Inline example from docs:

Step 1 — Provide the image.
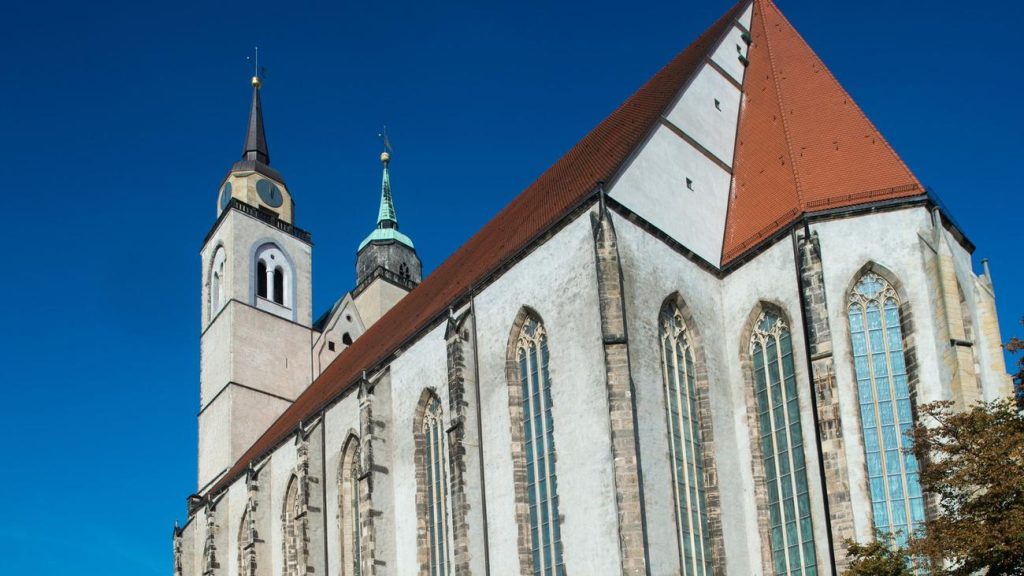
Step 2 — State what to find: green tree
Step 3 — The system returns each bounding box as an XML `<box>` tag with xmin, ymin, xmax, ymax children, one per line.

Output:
<box><xmin>908</xmin><ymin>397</ymin><xmax>1024</xmax><ymax>575</ymax></box>
<box><xmin>1007</xmin><ymin>317</ymin><xmax>1024</xmax><ymax>409</ymax></box>
<box><xmin>843</xmin><ymin>532</ymin><xmax>913</xmax><ymax>576</ymax></box>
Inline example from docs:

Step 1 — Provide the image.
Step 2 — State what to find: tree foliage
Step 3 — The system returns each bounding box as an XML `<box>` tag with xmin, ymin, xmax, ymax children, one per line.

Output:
<box><xmin>843</xmin><ymin>532</ymin><xmax>914</xmax><ymax>576</ymax></box>
<box><xmin>1007</xmin><ymin>317</ymin><xmax>1024</xmax><ymax>409</ymax></box>
<box><xmin>907</xmin><ymin>398</ymin><xmax>1024</xmax><ymax>575</ymax></box>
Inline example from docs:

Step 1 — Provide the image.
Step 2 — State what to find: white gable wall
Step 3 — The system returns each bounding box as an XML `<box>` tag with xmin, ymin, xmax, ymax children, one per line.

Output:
<box><xmin>610</xmin><ymin>54</ymin><xmax>745</xmax><ymax>268</ymax></box>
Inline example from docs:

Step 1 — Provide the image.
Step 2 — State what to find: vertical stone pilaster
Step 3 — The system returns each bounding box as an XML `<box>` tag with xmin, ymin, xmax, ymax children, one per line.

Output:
<box><xmin>241</xmin><ymin>469</ymin><xmax>260</xmax><ymax>576</ymax></box>
<box><xmin>927</xmin><ymin>209</ymin><xmax>981</xmax><ymax>409</ymax></box>
<box><xmin>445</xmin><ymin>310</ymin><xmax>481</xmax><ymax>575</ymax></box>
<box><xmin>203</xmin><ymin>505</ymin><xmax>219</xmax><ymax>575</ymax></box>
<box><xmin>797</xmin><ymin>229</ymin><xmax>854</xmax><ymax>572</ymax></box>
<box><xmin>358</xmin><ymin>375</ymin><xmax>386</xmax><ymax>576</ymax></box>
<box><xmin>173</xmin><ymin>524</ymin><xmax>184</xmax><ymax>576</ymax></box>
<box><xmin>590</xmin><ymin>203</ymin><xmax>648</xmax><ymax>575</ymax></box>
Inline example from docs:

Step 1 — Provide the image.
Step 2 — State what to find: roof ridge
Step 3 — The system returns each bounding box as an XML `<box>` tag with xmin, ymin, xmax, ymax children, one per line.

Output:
<box><xmin>758</xmin><ymin>0</ymin><xmax>804</xmax><ymax>204</ymax></box>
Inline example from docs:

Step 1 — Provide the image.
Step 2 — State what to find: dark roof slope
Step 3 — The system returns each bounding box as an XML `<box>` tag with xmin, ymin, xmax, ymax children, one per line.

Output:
<box><xmin>207</xmin><ymin>0</ymin><xmax>746</xmax><ymax>496</ymax></box>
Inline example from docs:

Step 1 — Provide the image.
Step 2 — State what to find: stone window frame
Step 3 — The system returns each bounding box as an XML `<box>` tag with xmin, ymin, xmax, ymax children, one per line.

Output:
<box><xmin>281</xmin><ymin>474</ymin><xmax>303</xmax><ymax>576</ymax></box>
<box><xmin>238</xmin><ymin>505</ymin><xmax>256</xmax><ymax>576</ymax></box>
<box><xmin>338</xmin><ymin>433</ymin><xmax>362</xmax><ymax>576</ymax></box>
<box><xmin>505</xmin><ymin>307</ymin><xmax>565</xmax><ymax>576</ymax></box>
<box><xmin>842</xmin><ymin>262</ymin><xmax>926</xmax><ymax>539</ymax></box>
<box><xmin>414</xmin><ymin>388</ymin><xmax>453</xmax><ymax>576</ymax></box>
<box><xmin>657</xmin><ymin>293</ymin><xmax>726</xmax><ymax>575</ymax></box>
<box><xmin>739</xmin><ymin>300</ymin><xmax>819</xmax><ymax>575</ymax></box>
<box><xmin>208</xmin><ymin>244</ymin><xmax>227</xmax><ymax>320</ymax></box>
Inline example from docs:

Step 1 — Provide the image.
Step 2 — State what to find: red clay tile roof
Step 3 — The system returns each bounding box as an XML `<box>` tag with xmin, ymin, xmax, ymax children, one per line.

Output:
<box><xmin>206</xmin><ymin>0</ymin><xmax>746</xmax><ymax>496</ymax></box>
<box><xmin>722</xmin><ymin>0</ymin><xmax>923</xmax><ymax>262</ymax></box>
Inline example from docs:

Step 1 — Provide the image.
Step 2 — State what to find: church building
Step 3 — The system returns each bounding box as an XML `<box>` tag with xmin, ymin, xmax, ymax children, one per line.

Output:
<box><xmin>173</xmin><ymin>1</ymin><xmax>1015</xmax><ymax>574</ymax></box>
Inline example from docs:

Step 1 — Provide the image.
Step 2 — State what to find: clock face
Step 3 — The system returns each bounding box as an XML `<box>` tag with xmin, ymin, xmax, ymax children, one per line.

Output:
<box><xmin>256</xmin><ymin>178</ymin><xmax>283</xmax><ymax>208</ymax></box>
<box><xmin>219</xmin><ymin>182</ymin><xmax>232</xmax><ymax>212</ymax></box>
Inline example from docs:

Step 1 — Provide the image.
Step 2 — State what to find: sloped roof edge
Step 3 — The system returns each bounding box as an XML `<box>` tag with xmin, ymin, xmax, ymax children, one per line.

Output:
<box><xmin>203</xmin><ymin>0</ymin><xmax>750</xmax><ymax>498</ymax></box>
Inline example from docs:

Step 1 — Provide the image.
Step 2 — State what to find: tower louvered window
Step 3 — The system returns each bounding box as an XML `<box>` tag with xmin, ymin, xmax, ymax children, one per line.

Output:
<box><xmin>660</xmin><ymin>306</ymin><xmax>713</xmax><ymax>576</ymax></box>
<box><xmin>751</xmin><ymin>312</ymin><xmax>817</xmax><ymax>576</ymax></box>
<box><xmin>848</xmin><ymin>272</ymin><xmax>924</xmax><ymax>543</ymax></box>
<box><xmin>422</xmin><ymin>395</ymin><xmax>450</xmax><ymax>576</ymax></box>
<box><xmin>516</xmin><ymin>317</ymin><xmax>564</xmax><ymax>576</ymax></box>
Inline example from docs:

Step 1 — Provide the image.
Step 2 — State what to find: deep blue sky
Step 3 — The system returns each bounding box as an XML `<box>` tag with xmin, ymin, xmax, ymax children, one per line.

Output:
<box><xmin>1</xmin><ymin>0</ymin><xmax>1020</xmax><ymax>573</ymax></box>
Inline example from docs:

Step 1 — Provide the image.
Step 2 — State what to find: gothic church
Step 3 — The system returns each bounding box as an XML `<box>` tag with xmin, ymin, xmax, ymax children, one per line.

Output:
<box><xmin>173</xmin><ymin>1</ymin><xmax>1015</xmax><ymax>575</ymax></box>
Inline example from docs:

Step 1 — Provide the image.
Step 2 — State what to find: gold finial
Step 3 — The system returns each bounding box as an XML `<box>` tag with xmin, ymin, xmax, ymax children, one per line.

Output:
<box><xmin>380</xmin><ymin>151</ymin><xmax>390</xmax><ymax>164</ymax></box>
<box><xmin>251</xmin><ymin>75</ymin><xmax>261</xmax><ymax>88</ymax></box>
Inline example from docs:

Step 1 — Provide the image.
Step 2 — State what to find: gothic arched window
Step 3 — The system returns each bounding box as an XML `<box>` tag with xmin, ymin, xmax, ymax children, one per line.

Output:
<box><xmin>238</xmin><ymin>507</ymin><xmax>256</xmax><ymax>576</ymax></box>
<box><xmin>282</xmin><ymin>476</ymin><xmax>301</xmax><ymax>576</ymax></box>
<box><xmin>210</xmin><ymin>246</ymin><xmax>226</xmax><ymax>315</ymax></box>
<box><xmin>512</xmin><ymin>315</ymin><xmax>564</xmax><ymax>576</ymax></box>
<box><xmin>254</xmin><ymin>243</ymin><xmax>292</xmax><ymax>311</ymax></box>
<box><xmin>848</xmin><ymin>271</ymin><xmax>924</xmax><ymax>542</ymax></box>
<box><xmin>750</xmin><ymin>311</ymin><xmax>817</xmax><ymax>575</ymax></box>
<box><xmin>659</xmin><ymin>305</ymin><xmax>713</xmax><ymax>576</ymax></box>
<box><xmin>418</xmin><ymin>393</ymin><xmax>450</xmax><ymax>576</ymax></box>
<box><xmin>340</xmin><ymin>437</ymin><xmax>363</xmax><ymax>576</ymax></box>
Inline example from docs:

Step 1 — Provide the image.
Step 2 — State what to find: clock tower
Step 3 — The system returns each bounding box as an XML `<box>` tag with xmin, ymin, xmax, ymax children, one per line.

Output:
<box><xmin>196</xmin><ymin>75</ymin><xmax>314</xmax><ymax>492</ymax></box>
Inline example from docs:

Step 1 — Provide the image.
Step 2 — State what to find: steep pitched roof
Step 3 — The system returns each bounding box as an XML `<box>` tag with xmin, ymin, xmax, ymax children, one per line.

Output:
<box><xmin>722</xmin><ymin>0</ymin><xmax>923</xmax><ymax>262</ymax></box>
<box><xmin>206</xmin><ymin>0</ymin><xmax>746</xmax><ymax>496</ymax></box>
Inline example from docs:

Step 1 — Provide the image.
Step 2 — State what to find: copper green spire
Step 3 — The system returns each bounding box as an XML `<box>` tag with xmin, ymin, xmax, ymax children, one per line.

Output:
<box><xmin>359</xmin><ymin>151</ymin><xmax>415</xmax><ymax>251</ymax></box>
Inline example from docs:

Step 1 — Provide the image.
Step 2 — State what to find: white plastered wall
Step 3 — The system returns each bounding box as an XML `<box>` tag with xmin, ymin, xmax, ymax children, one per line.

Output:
<box><xmin>387</xmin><ymin>323</ymin><xmax>451</xmax><ymax>574</ymax></box>
<box><xmin>473</xmin><ymin>214</ymin><xmax>621</xmax><ymax>575</ymax></box>
<box><xmin>610</xmin><ymin>40</ymin><xmax>746</xmax><ymax>267</ymax></box>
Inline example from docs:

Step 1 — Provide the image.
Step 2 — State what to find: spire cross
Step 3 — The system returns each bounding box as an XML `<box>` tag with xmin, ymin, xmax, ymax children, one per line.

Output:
<box><xmin>247</xmin><ymin>46</ymin><xmax>263</xmax><ymax>87</ymax></box>
<box><xmin>378</xmin><ymin>125</ymin><xmax>393</xmax><ymax>155</ymax></box>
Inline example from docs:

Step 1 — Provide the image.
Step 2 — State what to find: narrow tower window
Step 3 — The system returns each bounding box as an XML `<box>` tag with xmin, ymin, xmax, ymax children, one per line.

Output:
<box><xmin>210</xmin><ymin>246</ymin><xmax>226</xmax><ymax>316</ymax></box>
<box><xmin>513</xmin><ymin>316</ymin><xmax>564</xmax><ymax>576</ymax></box>
<box><xmin>750</xmin><ymin>311</ymin><xmax>817</xmax><ymax>576</ymax></box>
<box><xmin>257</xmin><ymin>260</ymin><xmax>268</xmax><ymax>299</ymax></box>
<box><xmin>848</xmin><ymin>272</ymin><xmax>924</xmax><ymax>543</ymax></box>
<box><xmin>660</xmin><ymin>305</ymin><xmax>713</xmax><ymax>575</ymax></box>
<box><xmin>273</xmin><ymin>267</ymin><xmax>285</xmax><ymax>305</ymax></box>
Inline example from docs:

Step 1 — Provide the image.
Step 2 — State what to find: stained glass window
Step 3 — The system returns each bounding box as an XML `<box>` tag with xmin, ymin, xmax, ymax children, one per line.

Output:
<box><xmin>517</xmin><ymin>317</ymin><xmax>564</xmax><ymax>576</ymax></box>
<box><xmin>341</xmin><ymin>441</ymin><xmax>362</xmax><ymax>576</ymax></box>
<box><xmin>848</xmin><ymin>272</ymin><xmax>924</xmax><ymax>543</ymax></box>
<box><xmin>423</xmin><ymin>395</ymin><xmax>450</xmax><ymax>576</ymax></box>
<box><xmin>660</xmin><ymin>305</ymin><xmax>714</xmax><ymax>575</ymax></box>
<box><xmin>751</xmin><ymin>311</ymin><xmax>818</xmax><ymax>576</ymax></box>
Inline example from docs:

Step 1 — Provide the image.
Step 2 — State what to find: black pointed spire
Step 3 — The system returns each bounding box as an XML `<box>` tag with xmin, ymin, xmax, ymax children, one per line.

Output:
<box><xmin>230</xmin><ymin>75</ymin><xmax>285</xmax><ymax>183</ymax></box>
<box><xmin>242</xmin><ymin>77</ymin><xmax>270</xmax><ymax>164</ymax></box>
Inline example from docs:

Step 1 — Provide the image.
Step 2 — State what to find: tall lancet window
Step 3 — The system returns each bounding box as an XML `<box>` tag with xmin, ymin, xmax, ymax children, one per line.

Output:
<box><xmin>659</xmin><ymin>305</ymin><xmax>713</xmax><ymax>576</ymax></box>
<box><xmin>750</xmin><ymin>311</ymin><xmax>817</xmax><ymax>576</ymax></box>
<box><xmin>848</xmin><ymin>272</ymin><xmax>924</xmax><ymax>542</ymax></box>
<box><xmin>282</xmin><ymin>476</ymin><xmax>301</xmax><ymax>576</ymax></box>
<box><xmin>420</xmin><ymin>393</ymin><xmax>450</xmax><ymax>576</ymax></box>
<box><xmin>515</xmin><ymin>316</ymin><xmax>564</xmax><ymax>576</ymax></box>
<box><xmin>238</xmin><ymin>507</ymin><xmax>256</xmax><ymax>576</ymax></box>
<box><xmin>340</xmin><ymin>438</ymin><xmax>363</xmax><ymax>576</ymax></box>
